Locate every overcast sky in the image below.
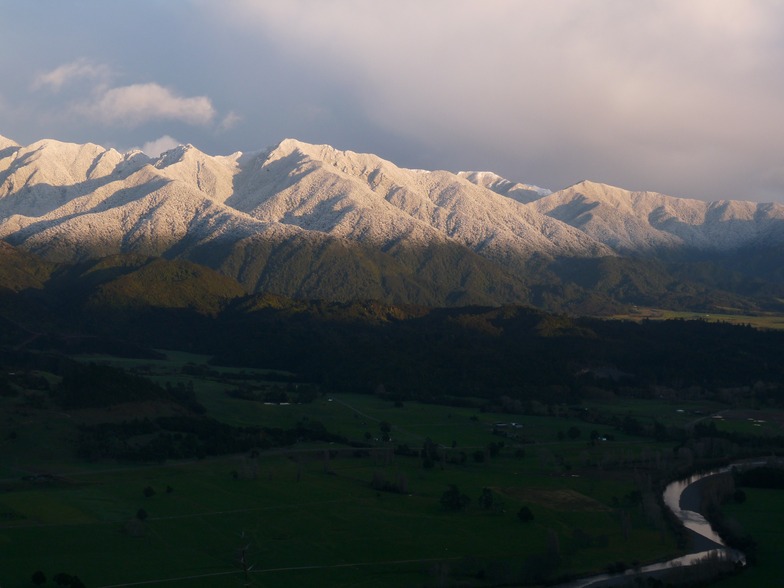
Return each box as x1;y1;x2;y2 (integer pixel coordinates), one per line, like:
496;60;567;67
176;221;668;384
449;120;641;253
2;0;784;203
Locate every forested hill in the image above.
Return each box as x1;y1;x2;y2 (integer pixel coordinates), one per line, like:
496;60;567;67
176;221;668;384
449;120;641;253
4;285;783;409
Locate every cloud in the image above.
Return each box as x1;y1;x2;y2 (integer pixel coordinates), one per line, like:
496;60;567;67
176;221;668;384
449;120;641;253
139;135;182;157
218;111;241;131
215;0;784;200
83;83;216;127
6;2;783;202
223;1;780;137
29;60;218;130
32;58;111;92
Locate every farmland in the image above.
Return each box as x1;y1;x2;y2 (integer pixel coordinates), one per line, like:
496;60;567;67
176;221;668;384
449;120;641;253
0;349;711;587
2;315;784;588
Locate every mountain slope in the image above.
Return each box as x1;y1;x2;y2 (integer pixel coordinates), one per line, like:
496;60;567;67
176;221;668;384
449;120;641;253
0;137;609;264
228;139;608;261
0;135;609;305
0;240;55;291
457;170;550;203
528;180;784;254
0;134;782;310
78;256;247;313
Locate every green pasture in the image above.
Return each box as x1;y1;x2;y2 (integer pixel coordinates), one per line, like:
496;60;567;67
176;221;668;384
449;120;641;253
187;389;673;476
715;488;784;588
0;442;676;587
73;350;209;373
610;308;784;330
584;398;725;428
0;399;76;478
72;348;727;446
711;414;784;438
7;349;765;586
75;349;290;377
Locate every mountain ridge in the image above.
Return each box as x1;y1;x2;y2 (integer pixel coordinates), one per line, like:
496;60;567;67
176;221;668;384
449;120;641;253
524;180;784;254
0;134;782;311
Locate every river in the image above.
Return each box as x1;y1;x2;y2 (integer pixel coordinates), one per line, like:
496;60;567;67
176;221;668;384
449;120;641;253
558;460;769;588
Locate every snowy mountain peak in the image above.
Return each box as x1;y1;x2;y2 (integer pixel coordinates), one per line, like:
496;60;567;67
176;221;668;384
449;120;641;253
266;138;338;162
266;138;398;175
0;138;128;196
146;142;239;203
1;133;782;300
568;179;608;193
154;143;197;166
532;180;784;252
0;134;19;150
458;171;551;204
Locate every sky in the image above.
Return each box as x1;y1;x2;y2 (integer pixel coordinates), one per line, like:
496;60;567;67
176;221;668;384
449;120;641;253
1;0;784;203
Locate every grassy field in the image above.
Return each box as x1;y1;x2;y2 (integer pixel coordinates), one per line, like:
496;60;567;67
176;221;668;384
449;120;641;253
1;349;772;587
609;308;784;330
0;447;675;587
714;488;784;588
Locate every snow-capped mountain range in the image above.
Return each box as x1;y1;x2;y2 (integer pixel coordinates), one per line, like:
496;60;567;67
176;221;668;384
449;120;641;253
1;133;782;306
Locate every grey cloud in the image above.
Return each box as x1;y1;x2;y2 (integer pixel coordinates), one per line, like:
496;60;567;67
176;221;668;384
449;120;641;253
212;0;784;202
3;1;784;203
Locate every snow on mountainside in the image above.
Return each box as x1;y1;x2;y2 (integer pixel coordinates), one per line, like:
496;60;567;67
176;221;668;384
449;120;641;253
227;139;608;262
458;171;551;203
0;138;288;262
0;136;607;265
530;180;784;252
0;134;19;152
0;133;782;280
152;143;241;203
0;135;617;307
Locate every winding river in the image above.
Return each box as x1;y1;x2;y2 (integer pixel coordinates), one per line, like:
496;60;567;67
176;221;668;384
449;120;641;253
559;460;767;588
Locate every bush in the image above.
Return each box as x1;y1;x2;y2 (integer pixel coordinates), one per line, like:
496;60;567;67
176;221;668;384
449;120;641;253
518;506;534;522
440;484;470;511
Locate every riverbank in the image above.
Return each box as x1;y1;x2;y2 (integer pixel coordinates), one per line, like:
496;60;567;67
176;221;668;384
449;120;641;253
559;466;747;588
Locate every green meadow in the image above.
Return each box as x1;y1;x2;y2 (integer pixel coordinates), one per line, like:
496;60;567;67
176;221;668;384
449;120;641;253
0;352;675;587
610;308;784;331
714;489;784;588
2;348;781;587
0;450;674;588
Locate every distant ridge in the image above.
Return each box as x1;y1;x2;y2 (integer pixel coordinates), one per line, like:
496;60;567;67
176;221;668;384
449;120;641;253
526;180;784;253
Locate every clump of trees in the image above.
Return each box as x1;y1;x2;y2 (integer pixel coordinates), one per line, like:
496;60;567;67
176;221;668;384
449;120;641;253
74;415;351;463
370;471;409;494
517;505;534;523
440;484;470;511
478;487;505;513
30;571;86;587
54;363;167;408
736;466;784;489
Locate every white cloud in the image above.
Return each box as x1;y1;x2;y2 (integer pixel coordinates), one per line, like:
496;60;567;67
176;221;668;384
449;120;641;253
218;111;241;131
84;83;216;127
32;58;111;92
29;60;218;130
139;135;181;157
